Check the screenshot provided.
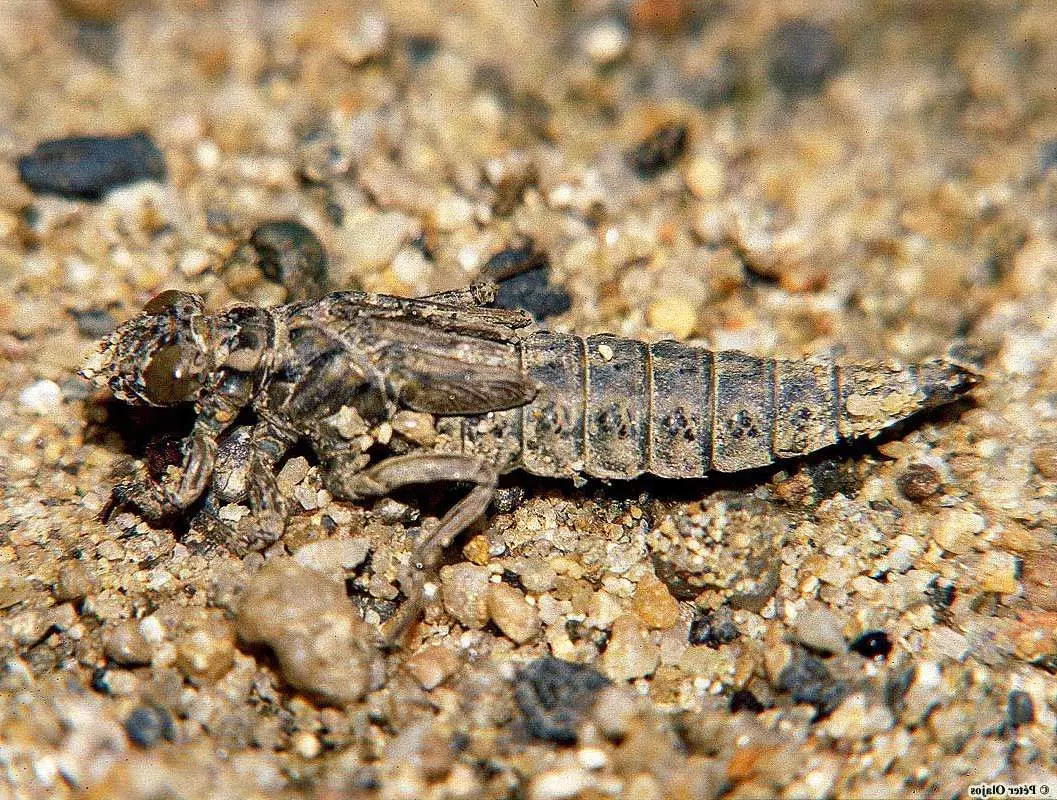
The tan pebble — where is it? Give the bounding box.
[406,645,461,690]
[931,509,985,555]
[975,551,1021,594]
[235,559,384,704]
[682,155,725,200]
[292,731,321,759]
[391,411,437,447]
[679,646,723,678]
[173,610,236,684]
[763,642,793,685]
[927,626,970,662]
[646,295,697,339]
[54,562,94,602]
[293,538,369,583]
[487,583,541,644]
[1031,445,1057,479]
[897,463,942,501]
[581,21,629,66]
[592,685,636,740]
[517,560,557,594]
[633,574,681,629]
[102,620,153,665]
[528,766,594,800]
[824,693,894,739]
[439,563,491,629]
[276,456,310,490]
[792,607,847,654]
[462,535,491,566]
[601,614,660,681]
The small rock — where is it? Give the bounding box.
[646,295,697,339]
[1007,690,1035,727]
[18,132,166,200]
[824,693,894,740]
[849,630,892,660]
[488,244,571,322]
[70,308,116,338]
[1031,445,1057,479]
[514,656,610,744]
[629,0,691,34]
[439,563,491,629]
[932,509,985,555]
[792,607,847,655]
[927,626,970,662]
[55,562,95,602]
[292,731,322,759]
[276,456,310,490]
[391,410,437,447]
[897,463,942,501]
[627,123,688,178]
[688,608,738,647]
[173,610,236,684]
[776,653,849,717]
[293,538,369,583]
[124,704,175,748]
[768,20,841,95]
[976,551,1021,594]
[529,766,594,800]
[235,559,384,704]
[681,155,725,200]
[406,645,461,690]
[19,380,62,415]
[487,583,541,644]
[632,574,680,629]
[601,615,660,681]
[245,220,329,303]
[729,689,765,713]
[581,20,629,67]
[103,620,153,666]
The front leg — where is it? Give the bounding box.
[230,418,298,553]
[113,398,236,521]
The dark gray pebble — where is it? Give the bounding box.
[768,20,841,95]
[729,689,765,714]
[18,132,166,201]
[487,244,571,321]
[248,220,329,302]
[70,308,116,338]
[627,123,688,178]
[777,653,849,718]
[124,704,175,748]
[688,608,738,647]
[850,630,892,660]
[1007,690,1035,727]
[514,656,610,744]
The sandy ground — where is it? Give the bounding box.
[1,0,1056,797]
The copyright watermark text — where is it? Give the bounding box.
[969,784,1053,797]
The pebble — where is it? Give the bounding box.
[173,610,236,684]
[645,295,697,339]
[235,559,384,704]
[931,509,985,555]
[124,704,175,748]
[601,614,660,681]
[292,731,322,760]
[54,562,95,602]
[528,766,594,800]
[293,538,369,584]
[729,689,765,714]
[849,630,892,660]
[391,411,437,447]
[897,463,942,501]
[975,551,1021,594]
[768,20,841,95]
[792,607,847,655]
[70,308,116,338]
[823,694,894,740]
[439,563,492,629]
[1031,445,1057,479]
[248,220,329,302]
[688,608,738,647]
[776,653,849,717]
[493,256,572,321]
[581,20,629,67]
[1007,690,1035,727]
[102,620,153,666]
[487,582,541,644]
[927,626,970,662]
[19,380,62,415]
[18,132,166,200]
[632,574,681,629]
[627,123,688,178]
[681,155,725,200]
[514,657,610,744]
[406,645,461,690]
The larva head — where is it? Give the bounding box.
[80,290,212,407]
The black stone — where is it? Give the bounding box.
[768,20,841,95]
[1007,690,1035,728]
[405,35,440,65]
[627,123,688,178]
[688,609,738,647]
[514,656,610,744]
[70,308,116,338]
[248,220,329,302]
[850,630,892,660]
[729,689,765,714]
[18,132,166,201]
[124,704,175,748]
[777,653,849,718]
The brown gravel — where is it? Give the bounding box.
[2,1,1057,798]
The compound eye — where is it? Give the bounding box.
[143,290,203,317]
[143,344,201,404]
